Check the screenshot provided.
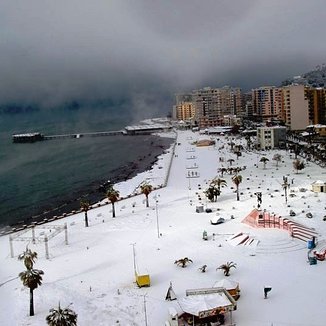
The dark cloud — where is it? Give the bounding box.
[0,0,325,110]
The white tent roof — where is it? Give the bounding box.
[213,279,239,290]
[179,292,231,316]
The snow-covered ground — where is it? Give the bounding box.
[1,130,326,326]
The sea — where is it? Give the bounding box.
[0,106,173,230]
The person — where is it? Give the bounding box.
[264,287,272,298]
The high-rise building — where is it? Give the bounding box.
[282,85,309,130]
[193,86,242,129]
[172,101,196,122]
[305,87,326,125]
[252,86,282,121]
[242,92,253,118]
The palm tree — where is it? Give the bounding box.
[260,157,269,169]
[205,185,220,202]
[227,158,235,166]
[232,174,242,201]
[174,257,193,268]
[18,247,37,270]
[245,135,252,150]
[217,261,237,277]
[19,268,44,316]
[211,177,227,193]
[218,167,227,177]
[272,153,282,167]
[80,199,90,227]
[293,159,305,174]
[46,303,77,326]
[234,151,241,160]
[140,182,153,208]
[106,185,120,218]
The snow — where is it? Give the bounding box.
[1,130,326,326]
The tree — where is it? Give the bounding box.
[174,257,193,268]
[245,135,252,150]
[232,174,242,201]
[234,151,241,160]
[227,158,235,166]
[106,185,120,218]
[260,157,269,169]
[204,185,220,202]
[218,167,228,177]
[272,153,282,167]
[217,261,237,277]
[80,199,90,227]
[18,248,44,316]
[211,177,227,193]
[140,182,153,208]
[46,303,77,326]
[293,159,305,174]
[19,268,44,316]
[18,247,37,270]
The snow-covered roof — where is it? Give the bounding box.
[213,279,239,290]
[179,292,232,316]
[312,180,326,185]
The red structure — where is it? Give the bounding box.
[242,209,318,242]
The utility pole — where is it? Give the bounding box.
[143,294,148,326]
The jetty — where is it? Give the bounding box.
[12,122,173,143]
[12,130,124,143]
[44,130,124,140]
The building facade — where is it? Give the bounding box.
[252,86,283,122]
[257,126,287,150]
[305,87,326,125]
[282,85,309,130]
[172,101,196,122]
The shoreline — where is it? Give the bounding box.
[1,133,175,234]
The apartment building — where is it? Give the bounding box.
[257,126,287,150]
[282,85,309,130]
[193,86,242,129]
[252,86,283,121]
[172,101,196,122]
[305,87,326,125]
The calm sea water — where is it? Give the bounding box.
[0,107,172,228]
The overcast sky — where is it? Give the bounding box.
[1,0,326,109]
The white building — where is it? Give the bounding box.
[257,126,287,150]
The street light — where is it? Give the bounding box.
[282,176,289,204]
[154,195,160,238]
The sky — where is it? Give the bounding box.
[1,0,326,111]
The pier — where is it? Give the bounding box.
[43,130,124,140]
[13,130,124,143]
[12,122,172,143]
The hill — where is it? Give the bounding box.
[282,64,326,87]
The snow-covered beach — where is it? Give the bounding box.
[1,129,326,326]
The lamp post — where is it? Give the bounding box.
[154,195,160,238]
[282,176,289,204]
